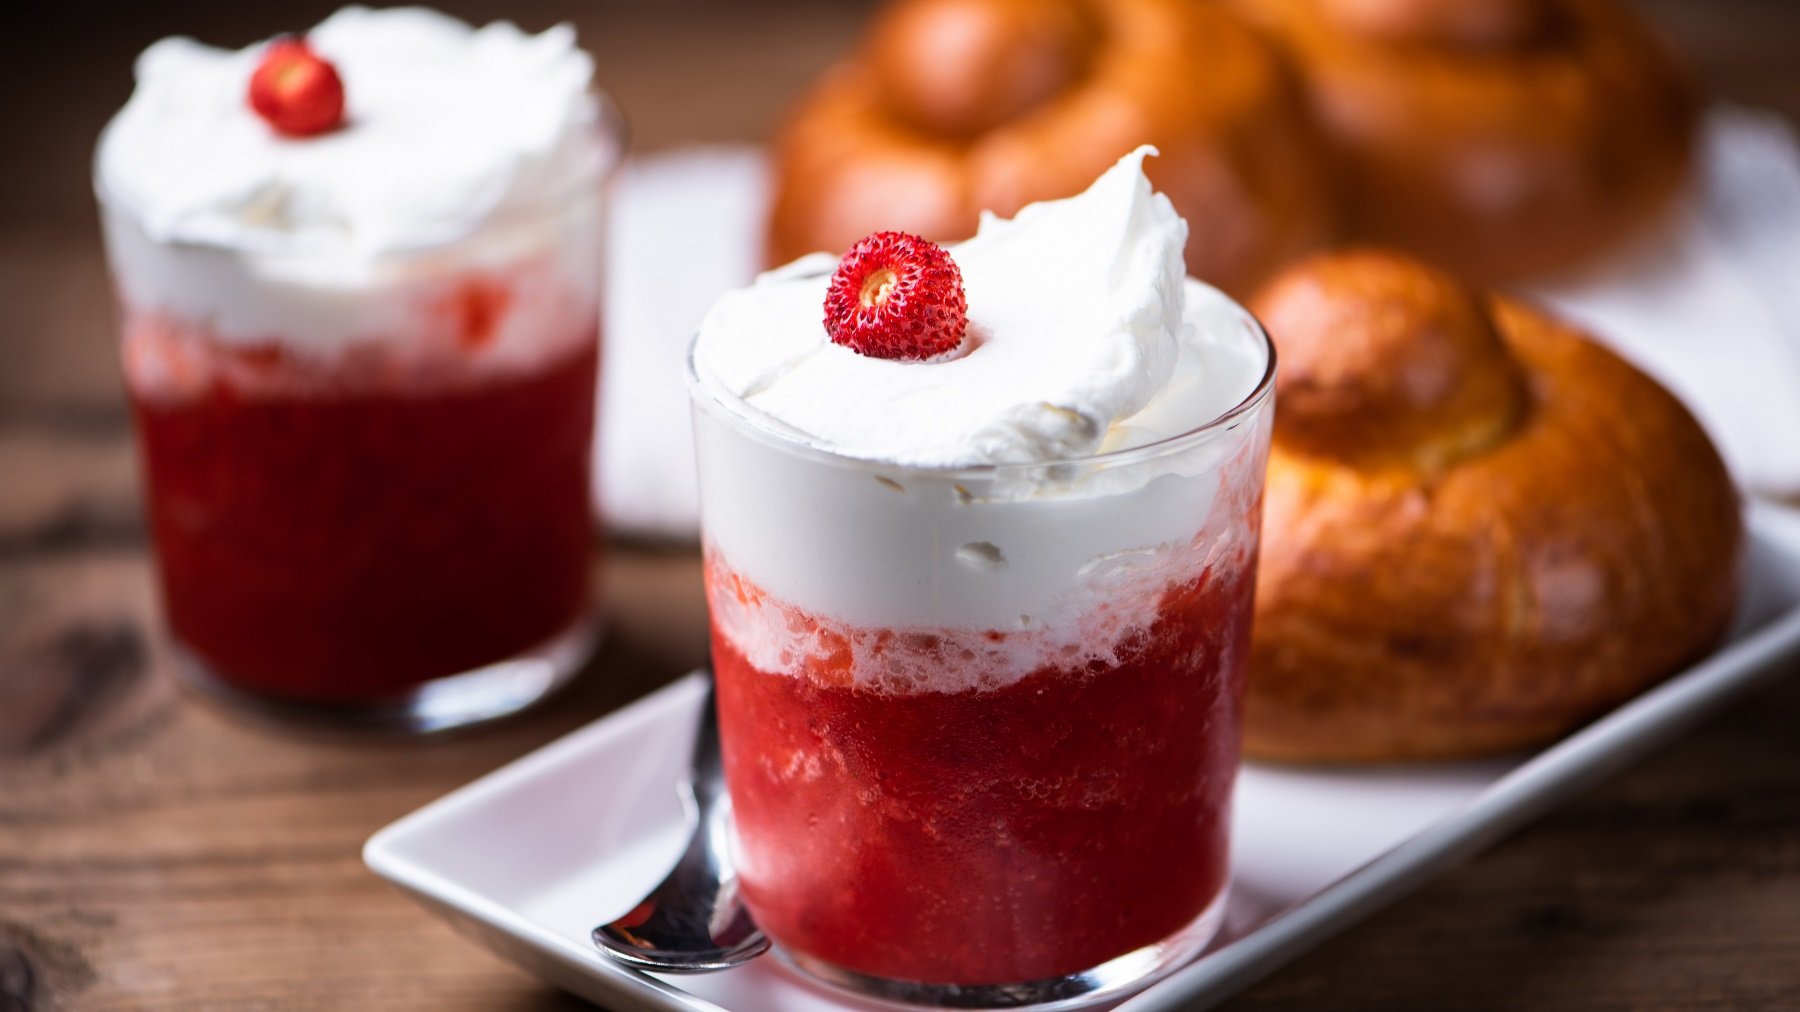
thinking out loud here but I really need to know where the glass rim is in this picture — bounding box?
[684,298,1278,481]
[92,88,628,259]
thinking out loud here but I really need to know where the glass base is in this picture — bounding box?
[775,885,1229,1010]
[171,614,599,734]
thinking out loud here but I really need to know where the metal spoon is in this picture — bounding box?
[593,675,769,973]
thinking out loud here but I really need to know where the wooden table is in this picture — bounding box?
[4,2,1799,1009]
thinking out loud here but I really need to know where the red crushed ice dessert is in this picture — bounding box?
[98,9,617,719]
[709,551,1255,985]
[824,231,968,360]
[248,37,346,137]
[129,304,598,703]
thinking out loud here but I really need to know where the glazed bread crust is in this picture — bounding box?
[766,0,1334,296]
[1234,0,1697,281]
[1248,250,1741,762]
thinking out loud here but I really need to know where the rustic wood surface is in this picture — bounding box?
[3,2,1799,1009]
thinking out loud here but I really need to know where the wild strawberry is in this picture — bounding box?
[823,231,968,361]
[248,37,345,138]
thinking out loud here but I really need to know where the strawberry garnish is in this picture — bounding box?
[248,37,345,138]
[824,231,968,361]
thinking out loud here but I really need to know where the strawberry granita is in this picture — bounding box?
[692,382,1273,1003]
[708,536,1258,988]
[690,150,1275,1004]
[125,301,599,705]
[95,8,620,726]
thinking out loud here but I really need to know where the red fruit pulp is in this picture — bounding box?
[709,561,1253,985]
[131,333,598,703]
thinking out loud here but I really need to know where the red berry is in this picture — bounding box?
[824,231,968,361]
[248,37,345,138]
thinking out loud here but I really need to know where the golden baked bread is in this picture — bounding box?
[1232,0,1698,281]
[1247,249,1741,762]
[766,0,1333,296]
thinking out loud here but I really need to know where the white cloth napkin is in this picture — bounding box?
[597,109,1800,539]
[596,147,768,538]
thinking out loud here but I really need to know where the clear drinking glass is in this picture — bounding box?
[687,308,1275,1007]
[96,104,624,731]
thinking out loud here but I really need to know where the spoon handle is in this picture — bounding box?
[592,672,770,973]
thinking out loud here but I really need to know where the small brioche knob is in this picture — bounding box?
[1253,249,1528,473]
[1317,0,1558,48]
[869,0,1097,138]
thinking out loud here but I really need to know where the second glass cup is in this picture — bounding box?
[689,309,1275,1006]
[95,15,625,730]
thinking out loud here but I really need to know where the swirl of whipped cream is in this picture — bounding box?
[96,6,606,257]
[695,146,1258,468]
[691,148,1272,657]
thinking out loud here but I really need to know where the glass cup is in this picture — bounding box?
[687,309,1276,1007]
[96,104,624,731]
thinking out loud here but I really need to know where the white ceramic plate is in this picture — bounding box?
[366,502,1800,1012]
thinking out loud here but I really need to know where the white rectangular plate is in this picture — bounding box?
[366,502,1800,1012]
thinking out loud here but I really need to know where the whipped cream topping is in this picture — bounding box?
[689,148,1274,671]
[96,6,605,258]
[695,147,1255,468]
